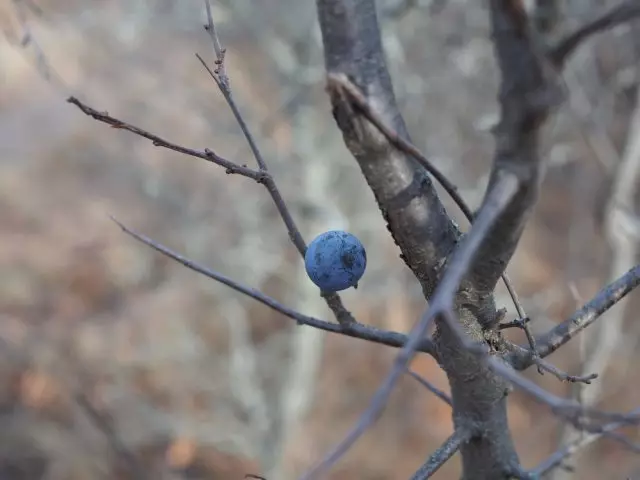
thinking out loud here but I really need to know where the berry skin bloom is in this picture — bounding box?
[304,230,367,292]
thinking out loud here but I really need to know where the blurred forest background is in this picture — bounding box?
[1,0,640,478]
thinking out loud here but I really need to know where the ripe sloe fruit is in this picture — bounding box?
[304,230,366,292]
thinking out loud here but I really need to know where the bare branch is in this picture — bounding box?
[529,0,561,34]
[509,264,640,370]
[485,356,640,430]
[67,96,259,178]
[110,217,437,357]
[532,357,597,385]
[434,172,520,349]
[311,0,572,475]
[463,0,561,298]
[409,430,469,480]
[549,1,640,67]
[530,407,640,477]
[73,392,148,480]
[407,370,452,407]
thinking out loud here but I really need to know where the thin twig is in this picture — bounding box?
[407,370,452,406]
[409,430,469,480]
[532,358,598,385]
[110,216,437,357]
[67,97,260,178]
[7,0,67,91]
[549,1,640,67]
[202,0,228,85]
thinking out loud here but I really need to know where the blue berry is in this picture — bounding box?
[304,230,367,292]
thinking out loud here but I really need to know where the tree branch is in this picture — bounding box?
[549,1,640,68]
[409,429,469,480]
[318,0,459,299]
[326,73,530,328]
[300,171,521,480]
[310,0,557,477]
[508,264,640,370]
[67,95,356,326]
[111,217,437,357]
[311,1,640,477]
[73,391,148,480]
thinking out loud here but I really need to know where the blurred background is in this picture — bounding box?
[1,0,639,478]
